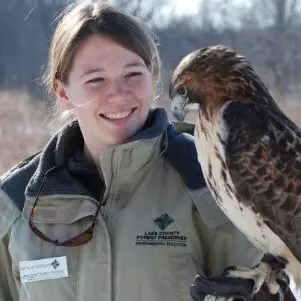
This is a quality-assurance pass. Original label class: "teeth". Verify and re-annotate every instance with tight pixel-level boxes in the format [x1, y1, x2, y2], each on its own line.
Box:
[102, 109, 132, 120]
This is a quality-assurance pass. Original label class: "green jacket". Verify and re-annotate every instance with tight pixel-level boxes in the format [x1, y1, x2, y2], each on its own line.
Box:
[0, 109, 262, 301]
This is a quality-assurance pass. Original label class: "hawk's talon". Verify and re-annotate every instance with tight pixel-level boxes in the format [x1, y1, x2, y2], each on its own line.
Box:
[274, 270, 291, 301]
[277, 290, 284, 301]
[276, 270, 290, 292]
[221, 257, 290, 300]
[222, 264, 270, 294]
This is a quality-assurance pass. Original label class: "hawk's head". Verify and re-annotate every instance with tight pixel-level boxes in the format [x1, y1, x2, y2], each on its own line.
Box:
[169, 45, 270, 121]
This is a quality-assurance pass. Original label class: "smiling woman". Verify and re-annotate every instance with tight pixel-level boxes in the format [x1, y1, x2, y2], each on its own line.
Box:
[54, 34, 153, 164]
[43, 2, 160, 165]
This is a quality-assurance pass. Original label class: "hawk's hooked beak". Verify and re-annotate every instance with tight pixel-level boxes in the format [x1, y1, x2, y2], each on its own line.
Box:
[170, 94, 189, 121]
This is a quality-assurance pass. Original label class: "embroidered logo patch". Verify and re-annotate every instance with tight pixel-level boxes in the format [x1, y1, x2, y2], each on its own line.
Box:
[135, 213, 187, 248]
[153, 213, 174, 231]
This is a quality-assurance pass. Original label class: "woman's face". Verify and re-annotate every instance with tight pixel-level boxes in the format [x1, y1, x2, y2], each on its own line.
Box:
[55, 34, 153, 148]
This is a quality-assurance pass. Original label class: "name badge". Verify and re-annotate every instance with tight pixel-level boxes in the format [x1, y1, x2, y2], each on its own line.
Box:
[20, 256, 68, 283]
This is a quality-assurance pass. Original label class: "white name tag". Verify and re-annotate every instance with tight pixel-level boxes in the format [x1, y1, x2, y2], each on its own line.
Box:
[20, 256, 68, 283]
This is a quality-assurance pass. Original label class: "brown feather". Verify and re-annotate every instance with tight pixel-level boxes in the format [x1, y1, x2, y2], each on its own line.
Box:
[224, 100, 301, 262]
[170, 44, 301, 291]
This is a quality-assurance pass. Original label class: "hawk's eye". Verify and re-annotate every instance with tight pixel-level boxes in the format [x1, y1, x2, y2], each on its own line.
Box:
[177, 86, 187, 96]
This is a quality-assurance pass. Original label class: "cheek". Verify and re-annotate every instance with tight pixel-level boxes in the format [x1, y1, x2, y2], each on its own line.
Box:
[68, 82, 98, 99]
[135, 79, 153, 105]
[73, 106, 96, 123]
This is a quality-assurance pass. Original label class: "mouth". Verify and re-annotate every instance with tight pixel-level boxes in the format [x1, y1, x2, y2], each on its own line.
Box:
[100, 108, 137, 121]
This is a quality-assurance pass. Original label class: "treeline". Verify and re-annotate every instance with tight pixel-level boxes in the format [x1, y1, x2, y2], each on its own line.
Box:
[1, 0, 301, 99]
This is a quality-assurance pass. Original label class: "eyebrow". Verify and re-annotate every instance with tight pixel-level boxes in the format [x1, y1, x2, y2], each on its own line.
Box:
[124, 62, 146, 68]
[79, 68, 105, 79]
[79, 61, 146, 79]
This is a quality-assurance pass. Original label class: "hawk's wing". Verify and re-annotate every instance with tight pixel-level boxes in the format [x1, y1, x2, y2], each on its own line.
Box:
[222, 100, 301, 262]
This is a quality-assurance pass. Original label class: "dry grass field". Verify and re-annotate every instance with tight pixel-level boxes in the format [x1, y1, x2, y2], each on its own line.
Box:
[0, 90, 51, 173]
[0, 90, 301, 174]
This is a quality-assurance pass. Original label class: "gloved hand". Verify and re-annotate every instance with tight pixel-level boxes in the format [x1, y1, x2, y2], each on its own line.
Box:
[190, 274, 254, 301]
[190, 273, 296, 301]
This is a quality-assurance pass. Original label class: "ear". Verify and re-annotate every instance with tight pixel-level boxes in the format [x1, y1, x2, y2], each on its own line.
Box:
[54, 79, 74, 109]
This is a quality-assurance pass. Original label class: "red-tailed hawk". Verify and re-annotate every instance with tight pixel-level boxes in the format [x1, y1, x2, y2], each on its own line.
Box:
[169, 45, 301, 299]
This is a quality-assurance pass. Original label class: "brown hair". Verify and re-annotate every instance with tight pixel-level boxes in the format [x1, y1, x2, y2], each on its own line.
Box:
[43, 1, 162, 121]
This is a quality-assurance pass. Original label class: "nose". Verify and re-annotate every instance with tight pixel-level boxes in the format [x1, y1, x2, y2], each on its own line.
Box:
[106, 78, 127, 104]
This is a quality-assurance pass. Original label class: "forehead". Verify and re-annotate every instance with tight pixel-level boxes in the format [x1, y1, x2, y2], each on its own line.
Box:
[71, 34, 146, 70]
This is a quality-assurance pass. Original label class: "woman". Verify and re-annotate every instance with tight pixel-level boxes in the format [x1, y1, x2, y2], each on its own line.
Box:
[0, 2, 262, 301]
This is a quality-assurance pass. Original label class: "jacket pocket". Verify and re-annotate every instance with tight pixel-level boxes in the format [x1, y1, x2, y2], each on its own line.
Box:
[9, 196, 97, 301]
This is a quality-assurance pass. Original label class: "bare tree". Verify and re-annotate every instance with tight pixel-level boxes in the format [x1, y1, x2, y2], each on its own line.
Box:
[109, 0, 168, 23]
[265, 0, 300, 95]
[241, 0, 301, 96]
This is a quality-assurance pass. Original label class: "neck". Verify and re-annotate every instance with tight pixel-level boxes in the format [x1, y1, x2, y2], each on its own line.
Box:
[83, 142, 111, 176]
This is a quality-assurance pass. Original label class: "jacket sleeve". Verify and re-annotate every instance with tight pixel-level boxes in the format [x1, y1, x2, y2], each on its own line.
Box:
[0, 189, 21, 301]
[192, 188, 263, 276]
[0, 233, 19, 301]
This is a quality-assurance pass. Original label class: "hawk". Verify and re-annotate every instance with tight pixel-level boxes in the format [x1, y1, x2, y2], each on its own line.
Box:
[169, 45, 301, 299]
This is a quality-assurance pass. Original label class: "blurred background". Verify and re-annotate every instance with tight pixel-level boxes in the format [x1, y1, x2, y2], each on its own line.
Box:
[1, 0, 301, 173]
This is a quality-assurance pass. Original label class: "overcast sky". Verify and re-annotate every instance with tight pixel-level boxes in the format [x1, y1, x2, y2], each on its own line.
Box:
[173, 0, 201, 16]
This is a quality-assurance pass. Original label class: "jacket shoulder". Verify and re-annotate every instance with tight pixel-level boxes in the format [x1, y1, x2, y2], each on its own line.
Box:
[164, 121, 206, 190]
[0, 187, 21, 240]
[0, 152, 39, 181]
[0, 152, 40, 212]
[165, 121, 229, 228]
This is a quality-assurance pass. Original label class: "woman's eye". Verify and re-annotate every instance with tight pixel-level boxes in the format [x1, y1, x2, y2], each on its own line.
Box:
[86, 77, 104, 84]
[125, 72, 142, 78]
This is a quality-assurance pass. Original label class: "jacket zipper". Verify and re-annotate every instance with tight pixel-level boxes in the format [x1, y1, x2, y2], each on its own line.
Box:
[102, 148, 118, 223]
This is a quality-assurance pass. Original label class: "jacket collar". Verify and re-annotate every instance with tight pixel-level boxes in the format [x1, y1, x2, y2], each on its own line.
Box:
[1, 107, 206, 213]
[23, 108, 169, 199]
